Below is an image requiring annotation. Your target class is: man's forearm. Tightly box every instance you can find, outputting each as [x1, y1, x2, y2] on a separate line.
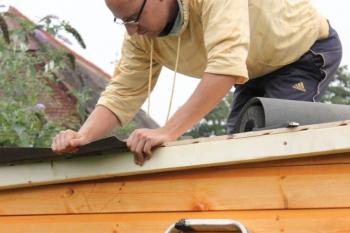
[163, 73, 240, 139]
[78, 105, 121, 142]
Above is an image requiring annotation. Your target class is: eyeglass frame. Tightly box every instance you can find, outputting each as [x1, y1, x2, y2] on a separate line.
[113, 0, 148, 26]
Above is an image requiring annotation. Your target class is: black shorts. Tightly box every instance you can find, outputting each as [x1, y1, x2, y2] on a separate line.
[227, 23, 342, 134]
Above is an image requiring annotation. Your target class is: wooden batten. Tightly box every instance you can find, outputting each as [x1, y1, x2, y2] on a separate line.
[1, 120, 350, 190]
[0, 160, 350, 216]
[1, 209, 350, 233]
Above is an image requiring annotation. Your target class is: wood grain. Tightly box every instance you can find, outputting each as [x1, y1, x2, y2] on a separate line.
[1, 163, 350, 215]
[1, 209, 350, 233]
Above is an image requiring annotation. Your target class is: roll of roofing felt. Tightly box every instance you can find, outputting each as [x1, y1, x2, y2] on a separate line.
[234, 97, 350, 133]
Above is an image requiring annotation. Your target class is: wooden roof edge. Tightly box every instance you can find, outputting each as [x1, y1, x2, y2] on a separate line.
[7, 6, 112, 82]
[1, 120, 350, 190]
[166, 120, 350, 147]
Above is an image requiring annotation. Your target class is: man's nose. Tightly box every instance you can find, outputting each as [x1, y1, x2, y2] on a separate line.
[125, 25, 138, 36]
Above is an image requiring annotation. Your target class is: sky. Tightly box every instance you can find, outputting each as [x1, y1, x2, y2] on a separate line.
[3, 0, 350, 125]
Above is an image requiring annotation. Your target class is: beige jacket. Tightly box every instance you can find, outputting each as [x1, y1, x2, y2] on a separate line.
[98, 0, 329, 126]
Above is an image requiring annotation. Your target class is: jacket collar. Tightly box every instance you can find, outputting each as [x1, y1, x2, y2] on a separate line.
[165, 0, 189, 37]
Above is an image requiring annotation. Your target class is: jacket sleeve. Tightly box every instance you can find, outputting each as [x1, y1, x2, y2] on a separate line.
[201, 0, 250, 83]
[97, 37, 162, 126]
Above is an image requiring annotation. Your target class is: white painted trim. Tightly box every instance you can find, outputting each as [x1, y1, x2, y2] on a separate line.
[1, 121, 350, 190]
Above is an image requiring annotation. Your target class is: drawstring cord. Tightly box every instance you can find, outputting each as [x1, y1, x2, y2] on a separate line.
[146, 37, 181, 123]
[146, 39, 154, 118]
[166, 36, 181, 122]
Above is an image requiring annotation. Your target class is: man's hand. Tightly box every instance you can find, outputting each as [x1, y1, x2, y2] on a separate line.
[51, 130, 91, 154]
[127, 127, 174, 166]
[126, 73, 239, 166]
[51, 106, 120, 155]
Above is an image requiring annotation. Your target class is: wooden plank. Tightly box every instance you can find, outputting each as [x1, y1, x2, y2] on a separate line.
[165, 120, 350, 147]
[1, 122, 350, 190]
[1, 209, 350, 233]
[1, 163, 350, 215]
[233, 152, 350, 168]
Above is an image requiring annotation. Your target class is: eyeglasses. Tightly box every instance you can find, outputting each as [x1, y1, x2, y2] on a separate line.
[114, 0, 148, 26]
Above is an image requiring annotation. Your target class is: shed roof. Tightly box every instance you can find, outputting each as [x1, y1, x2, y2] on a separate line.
[1, 120, 349, 190]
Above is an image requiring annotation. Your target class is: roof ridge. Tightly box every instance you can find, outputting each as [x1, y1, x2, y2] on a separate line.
[8, 6, 111, 82]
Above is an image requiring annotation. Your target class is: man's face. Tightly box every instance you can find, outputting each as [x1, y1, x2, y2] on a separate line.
[105, 0, 170, 38]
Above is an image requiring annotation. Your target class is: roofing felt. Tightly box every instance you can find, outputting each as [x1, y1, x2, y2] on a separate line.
[0, 137, 126, 165]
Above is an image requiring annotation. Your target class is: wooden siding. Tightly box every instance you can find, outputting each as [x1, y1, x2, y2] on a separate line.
[1, 209, 350, 233]
[1, 152, 350, 232]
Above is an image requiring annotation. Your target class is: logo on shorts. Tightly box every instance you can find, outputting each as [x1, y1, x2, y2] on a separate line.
[292, 82, 306, 92]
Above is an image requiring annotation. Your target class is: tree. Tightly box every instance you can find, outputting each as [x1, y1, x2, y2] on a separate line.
[0, 12, 86, 147]
[184, 92, 234, 138]
[321, 65, 350, 105]
[1, 11, 136, 146]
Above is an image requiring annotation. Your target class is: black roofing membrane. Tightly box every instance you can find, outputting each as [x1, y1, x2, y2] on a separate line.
[0, 137, 127, 165]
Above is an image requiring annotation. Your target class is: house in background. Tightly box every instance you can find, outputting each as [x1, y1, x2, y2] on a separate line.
[1, 6, 158, 136]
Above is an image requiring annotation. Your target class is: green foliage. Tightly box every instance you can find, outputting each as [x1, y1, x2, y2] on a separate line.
[112, 123, 136, 140]
[69, 85, 93, 124]
[0, 13, 87, 147]
[0, 101, 62, 147]
[184, 92, 234, 138]
[0, 15, 10, 44]
[321, 65, 350, 105]
[39, 15, 86, 49]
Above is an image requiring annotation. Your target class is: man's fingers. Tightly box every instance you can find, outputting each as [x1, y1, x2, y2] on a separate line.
[143, 140, 153, 160]
[66, 138, 83, 154]
[70, 138, 83, 148]
[51, 135, 58, 151]
[51, 130, 81, 154]
[57, 135, 66, 152]
[126, 131, 135, 148]
[127, 130, 152, 166]
[60, 132, 71, 151]
[133, 137, 147, 166]
[56, 133, 65, 152]
[126, 128, 167, 165]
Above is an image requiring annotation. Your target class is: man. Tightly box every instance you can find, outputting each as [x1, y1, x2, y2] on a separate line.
[52, 0, 342, 166]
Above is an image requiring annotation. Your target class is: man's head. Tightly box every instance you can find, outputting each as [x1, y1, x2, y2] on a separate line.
[105, 0, 178, 38]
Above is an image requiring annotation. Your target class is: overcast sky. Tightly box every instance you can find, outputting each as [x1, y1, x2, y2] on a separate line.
[4, 0, 350, 125]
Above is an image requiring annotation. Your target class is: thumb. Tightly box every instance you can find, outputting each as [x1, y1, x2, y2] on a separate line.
[69, 138, 85, 148]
